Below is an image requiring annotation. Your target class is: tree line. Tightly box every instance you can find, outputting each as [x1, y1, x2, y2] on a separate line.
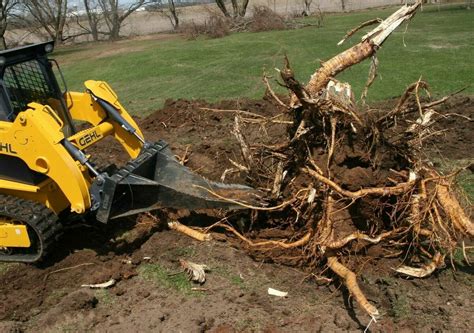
[0, 0, 163, 48]
[3, 1, 466, 49]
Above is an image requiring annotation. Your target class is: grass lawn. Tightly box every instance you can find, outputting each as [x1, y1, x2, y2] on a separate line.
[54, 4, 473, 116]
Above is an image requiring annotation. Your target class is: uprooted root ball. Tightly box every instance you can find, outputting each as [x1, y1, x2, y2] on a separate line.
[200, 2, 472, 320]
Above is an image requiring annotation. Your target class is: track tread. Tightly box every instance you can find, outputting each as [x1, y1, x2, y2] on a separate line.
[0, 194, 61, 263]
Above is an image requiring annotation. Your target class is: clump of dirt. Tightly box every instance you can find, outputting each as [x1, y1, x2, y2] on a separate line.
[425, 95, 474, 159]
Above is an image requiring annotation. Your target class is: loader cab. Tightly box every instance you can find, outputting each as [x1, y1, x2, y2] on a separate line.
[0, 42, 76, 185]
[0, 41, 75, 136]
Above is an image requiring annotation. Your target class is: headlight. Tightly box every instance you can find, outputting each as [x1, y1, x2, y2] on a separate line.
[45, 43, 54, 53]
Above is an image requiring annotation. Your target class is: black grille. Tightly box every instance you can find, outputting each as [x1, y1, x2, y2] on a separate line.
[3, 60, 55, 116]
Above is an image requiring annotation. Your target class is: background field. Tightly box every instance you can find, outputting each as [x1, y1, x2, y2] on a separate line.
[54, 4, 473, 115]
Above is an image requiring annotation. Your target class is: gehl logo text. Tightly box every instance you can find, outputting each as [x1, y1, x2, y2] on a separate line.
[79, 131, 101, 147]
[0, 142, 17, 154]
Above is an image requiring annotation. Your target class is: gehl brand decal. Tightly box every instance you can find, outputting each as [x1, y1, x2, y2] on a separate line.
[0, 142, 17, 154]
[78, 130, 102, 147]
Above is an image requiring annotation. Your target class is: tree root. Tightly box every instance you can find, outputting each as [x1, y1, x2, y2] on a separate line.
[434, 178, 474, 237]
[303, 167, 415, 198]
[177, 1, 472, 322]
[168, 221, 212, 242]
[324, 230, 396, 250]
[395, 252, 444, 278]
[214, 222, 311, 249]
[326, 256, 380, 319]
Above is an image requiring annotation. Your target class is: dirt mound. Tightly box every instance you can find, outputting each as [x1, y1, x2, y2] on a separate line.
[426, 95, 474, 159]
[0, 96, 472, 332]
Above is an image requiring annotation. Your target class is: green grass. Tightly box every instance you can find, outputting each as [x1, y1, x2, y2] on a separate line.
[389, 292, 410, 320]
[95, 289, 115, 306]
[139, 263, 194, 294]
[457, 172, 474, 202]
[54, 4, 474, 115]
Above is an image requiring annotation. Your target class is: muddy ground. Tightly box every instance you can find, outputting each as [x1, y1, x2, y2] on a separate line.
[0, 96, 473, 333]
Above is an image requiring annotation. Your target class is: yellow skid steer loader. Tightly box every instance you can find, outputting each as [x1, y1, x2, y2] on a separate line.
[0, 42, 254, 263]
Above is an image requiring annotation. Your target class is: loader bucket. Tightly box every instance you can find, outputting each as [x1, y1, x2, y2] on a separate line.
[95, 141, 259, 223]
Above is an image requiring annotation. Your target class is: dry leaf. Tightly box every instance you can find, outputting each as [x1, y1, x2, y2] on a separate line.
[179, 259, 209, 284]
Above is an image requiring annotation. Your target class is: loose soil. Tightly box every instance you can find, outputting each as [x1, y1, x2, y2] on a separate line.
[0, 96, 472, 333]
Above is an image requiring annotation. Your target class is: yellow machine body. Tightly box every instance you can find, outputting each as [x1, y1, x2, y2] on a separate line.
[0, 222, 30, 248]
[0, 42, 253, 259]
[0, 80, 143, 248]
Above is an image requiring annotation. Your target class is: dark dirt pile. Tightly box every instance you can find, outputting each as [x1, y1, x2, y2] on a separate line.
[0, 96, 472, 333]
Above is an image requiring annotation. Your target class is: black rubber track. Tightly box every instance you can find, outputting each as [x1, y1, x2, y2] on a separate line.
[0, 194, 61, 263]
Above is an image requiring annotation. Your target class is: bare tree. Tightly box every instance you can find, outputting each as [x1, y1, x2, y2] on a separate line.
[83, 0, 101, 41]
[215, 0, 230, 17]
[167, 0, 179, 29]
[302, 0, 312, 15]
[215, 0, 250, 19]
[0, 0, 18, 49]
[147, 0, 179, 30]
[97, 0, 146, 40]
[340, 0, 346, 12]
[21, 0, 68, 42]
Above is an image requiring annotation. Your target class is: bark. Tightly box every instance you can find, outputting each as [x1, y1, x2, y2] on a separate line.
[98, 0, 145, 40]
[84, 0, 100, 41]
[303, 2, 421, 100]
[216, 0, 249, 19]
[303, 0, 312, 15]
[215, 0, 230, 18]
[167, 0, 179, 29]
[340, 0, 345, 12]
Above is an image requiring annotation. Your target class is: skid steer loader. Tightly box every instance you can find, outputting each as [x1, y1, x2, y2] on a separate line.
[0, 42, 256, 263]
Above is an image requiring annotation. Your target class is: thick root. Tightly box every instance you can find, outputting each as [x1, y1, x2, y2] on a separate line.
[217, 223, 311, 249]
[395, 252, 444, 278]
[303, 167, 415, 198]
[168, 221, 212, 242]
[327, 256, 380, 319]
[435, 179, 474, 237]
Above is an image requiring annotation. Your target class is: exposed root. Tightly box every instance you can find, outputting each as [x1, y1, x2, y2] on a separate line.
[263, 74, 289, 109]
[174, 1, 471, 322]
[193, 184, 304, 211]
[303, 167, 415, 198]
[433, 176, 474, 236]
[232, 116, 254, 168]
[395, 252, 444, 278]
[214, 222, 311, 249]
[326, 256, 380, 319]
[168, 221, 212, 242]
[325, 230, 396, 250]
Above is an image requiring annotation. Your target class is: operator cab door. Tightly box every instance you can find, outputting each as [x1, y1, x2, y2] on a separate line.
[0, 42, 75, 137]
[0, 42, 75, 185]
